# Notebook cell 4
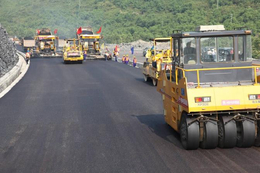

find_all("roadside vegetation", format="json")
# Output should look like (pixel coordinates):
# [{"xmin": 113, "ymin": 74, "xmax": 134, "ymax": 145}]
[{"xmin": 0, "ymin": 0, "xmax": 259, "ymax": 58}]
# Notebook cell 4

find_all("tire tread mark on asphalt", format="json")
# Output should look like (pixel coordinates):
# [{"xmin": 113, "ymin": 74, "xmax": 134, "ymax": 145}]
[
  {"xmin": 89, "ymin": 61, "xmax": 193, "ymax": 173},
  {"xmin": 1, "ymin": 125, "xmax": 27, "ymax": 160},
  {"xmin": 1, "ymin": 59, "xmax": 260, "ymax": 172}
]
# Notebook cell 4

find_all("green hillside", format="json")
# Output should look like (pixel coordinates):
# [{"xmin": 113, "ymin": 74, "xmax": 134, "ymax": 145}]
[{"xmin": 0, "ymin": 0, "xmax": 260, "ymax": 57}]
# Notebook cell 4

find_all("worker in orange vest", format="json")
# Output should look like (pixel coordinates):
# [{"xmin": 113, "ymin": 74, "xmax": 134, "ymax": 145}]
[
  {"xmin": 125, "ymin": 55, "xmax": 129, "ymax": 65},
  {"xmin": 122, "ymin": 55, "xmax": 125, "ymax": 64},
  {"xmin": 25, "ymin": 52, "xmax": 30, "ymax": 64},
  {"xmin": 84, "ymin": 50, "xmax": 87, "ymax": 61},
  {"xmin": 133, "ymin": 56, "xmax": 137, "ymax": 67}
]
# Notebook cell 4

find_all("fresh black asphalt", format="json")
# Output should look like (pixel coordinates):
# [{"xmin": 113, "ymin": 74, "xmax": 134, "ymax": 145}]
[{"xmin": 0, "ymin": 58, "xmax": 260, "ymax": 173}]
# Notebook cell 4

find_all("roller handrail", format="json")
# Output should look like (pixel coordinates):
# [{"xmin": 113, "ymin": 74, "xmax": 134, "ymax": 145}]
[{"xmin": 169, "ymin": 65, "xmax": 260, "ymax": 86}]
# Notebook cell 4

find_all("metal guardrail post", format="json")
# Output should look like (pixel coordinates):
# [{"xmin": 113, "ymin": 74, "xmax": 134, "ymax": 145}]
[
  {"xmin": 197, "ymin": 70, "xmax": 200, "ymax": 88},
  {"xmin": 254, "ymin": 67, "xmax": 258, "ymax": 84}
]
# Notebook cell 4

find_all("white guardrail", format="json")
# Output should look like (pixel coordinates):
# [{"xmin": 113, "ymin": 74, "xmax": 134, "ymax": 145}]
[{"xmin": 0, "ymin": 51, "xmax": 28, "ymax": 97}]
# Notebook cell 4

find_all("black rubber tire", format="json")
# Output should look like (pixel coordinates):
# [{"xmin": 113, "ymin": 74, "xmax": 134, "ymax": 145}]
[
  {"xmin": 152, "ymin": 79, "xmax": 157, "ymax": 86},
  {"xmin": 64, "ymin": 61, "xmax": 67, "ymax": 64},
  {"xmin": 236, "ymin": 119, "xmax": 255, "ymax": 148},
  {"xmin": 218, "ymin": 116, "xmax": 237, "ymax": 148},
  {"xmin": 200, "ymin": 120, "xmax": 218, "ymax": 149},
  {"xmin": 255, "ymin": 121, "xmax": 260, "ymax": 147},
  {"xmin": 180, "ymin": 113, "xmax": 200, "ymax": 150},
  {"xmin": 144, "ymin": 75, "xmax": 150, "ymax": 82},
  {"xmin": 79, "ymin": 60, "xmax": 83, "ymax": 64}
]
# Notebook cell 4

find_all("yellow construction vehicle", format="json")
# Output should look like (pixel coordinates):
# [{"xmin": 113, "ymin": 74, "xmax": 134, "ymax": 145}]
[
  {"xmin": 34, "ymin": 28, "xmax": 59, "ymax": 57},
  {"xmin": 77, "ymin": 27, "xmax": 102, "ymax": 59},
  {"xmin": 143, "ymin": 38, "xmax": 172, "ymax": 86},
  {"xmin": 21, "ymin": 37, "xmax": 35, "ymax": 52},
  {"xmin": 157, "ymin": 25, "xmax": 260, "ymax": 150},
  {"xmin": 80, "ymin": 34, "xmax": 101, "ymax": 53},
  {"xmin": 253, "ymin": 61, "xmax": 260, "ymax": 81},
  {"xmin": 63, "ymin": 39, "xmax": 83, "ymax": 64}
]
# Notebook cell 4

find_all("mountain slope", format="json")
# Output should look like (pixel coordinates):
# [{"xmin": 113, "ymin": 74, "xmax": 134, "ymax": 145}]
[{"xmin": 0, "ymin": 0, "xmax": 259, "ymax": 57}]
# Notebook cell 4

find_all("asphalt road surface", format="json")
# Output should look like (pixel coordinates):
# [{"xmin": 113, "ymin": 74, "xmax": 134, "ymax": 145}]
[{"xmin": 1, "ymin": 57, "xmax": 260, "ymax": 173}]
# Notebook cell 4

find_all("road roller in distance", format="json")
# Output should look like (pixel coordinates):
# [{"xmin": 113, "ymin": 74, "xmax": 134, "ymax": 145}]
[
  {"xmin": 157, "ymin": 25, "xmax": 260, "ymax": 150},
  {"xmin": 63, "ymin": 39, "xmax": 83, "ymax": 64},
  {"xmin": 143, "ymin": 37, "xmax": 172, "ymax": 86},
  {"xmin": 77, "ymin": 27, "xmax": 103, "ymax": 59},
  {"xmin": 34, "ymin": 28, "xmax": 60, "ymax": 57}
]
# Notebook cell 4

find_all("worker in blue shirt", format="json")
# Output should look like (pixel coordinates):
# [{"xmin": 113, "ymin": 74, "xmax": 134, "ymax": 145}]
[{"xmin": 131, "ymin": 46, "xmax": 134, "ymax": 55}]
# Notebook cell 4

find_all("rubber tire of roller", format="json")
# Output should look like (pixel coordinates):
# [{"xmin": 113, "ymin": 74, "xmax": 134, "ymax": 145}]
[
  {"xmin": 218, "ymin": 116, "xmax": 237, "ymax": 148},
  {"xmin": 255, "ymin": 121, "xmax": 260, "ymax": 147},
  {"xmin": 200, "ymin": 120, "xmax": 218, "ymax": 149},
  {"xmin": 152, "ymin": 79, "xmax": 157, "ymax": 86},
  {"xmin": 180, "ymin": 114, "xmax": 200, "ymax": 150},
  {"xmin": 144, "ymin": 75, "xmax": 149, "ymax": 82},
  {"xmin": 236, "ymin": 119, "xmax": 255, "ymax": 148}
]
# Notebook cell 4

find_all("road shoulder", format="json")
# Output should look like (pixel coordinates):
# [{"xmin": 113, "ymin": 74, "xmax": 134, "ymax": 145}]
[{"xmin": 0, "ymin": 52, "xmax": 29, "ymax": 98}]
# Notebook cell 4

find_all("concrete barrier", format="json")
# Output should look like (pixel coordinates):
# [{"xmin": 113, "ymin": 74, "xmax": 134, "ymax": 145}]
[{"xmin": 0, "ymin": 51, "xmax": 29, "ymax": 98}]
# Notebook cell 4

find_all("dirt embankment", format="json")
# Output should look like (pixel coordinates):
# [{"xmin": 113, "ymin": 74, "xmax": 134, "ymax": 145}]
[
  {"xmin": 106, "ymin": 39, "xmax": 170, "ymax": 52},
  {"xmin": 106, "ymin": 40, "xmax": 153, "ymax": 51}
]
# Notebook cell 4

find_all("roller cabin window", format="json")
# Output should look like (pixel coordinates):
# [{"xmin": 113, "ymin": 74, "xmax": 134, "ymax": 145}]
[
  {"xmin": 238, "ymin": 35, "xmax": 252, "ymax": 61},
  {"xmin": 181, "ymin": 38, "xmax": 197, "ymax": 64},
  {"xmin": 200, "ymin": 36, "xmax": 234, "ymax": 63}
]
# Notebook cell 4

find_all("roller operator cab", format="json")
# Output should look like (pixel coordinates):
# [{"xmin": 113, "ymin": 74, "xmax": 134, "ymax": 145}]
[
  {"xmin": 63, "ymin": 39, "xmax": 83, "ymax": 64},
  {"xmin": 143, "ymin": 38, "xmax": 173, "ymax": 86},
  {"xmin": 157, "ymin": 25, "xmax": 260, "ymax": 150}
]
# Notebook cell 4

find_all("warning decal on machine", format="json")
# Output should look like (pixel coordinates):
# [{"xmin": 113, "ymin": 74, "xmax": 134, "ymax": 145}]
[{"xmin": 221, "ymin": 100, "xmax": 240, "ymax": 106}]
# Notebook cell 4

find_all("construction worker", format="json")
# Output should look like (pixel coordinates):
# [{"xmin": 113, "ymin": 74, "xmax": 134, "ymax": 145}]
[
  {"xmin": 146, "ymin": 49, "xmax": 152, "ymax": 62},
  {"xmin": 25, "ymin": 51, "xmax": 30, "ymax": 64},
  {"xmin": 152, "ymin": 55, "xmax": 157, "ymax": 68},
  {"xmin": 105, "ymin": 46, "xmax": 110, "ymax": 61},
  {"xmin": 131, "ymin": 46, "xmax": 134, "ymax": 55},
  {"xmin": 157, "ymin": 58, "xmax": 162, "ymax": 72},
  {"xmin": 115, "ymin": 53, "xmax": 118, "ymax": 62},
  {"xmin": 114, "ymin": 45, "xmax": 119, "ymax": 60},
  {"xmin": 133, "ymin": 56, "xmax": 137, "ymax": 67},
  {"xmin": 84, "ymin": 50, "xmax": 87, "ymax": 61},
  {"xmin": 122, "ymin": 55, "xmax": 125, "ymax": 64},
  {"xmin": 114, "ymin": 50, "xmax": 118, "ymax": 62},
  {"xmin": 125, "ymin": 55, "xmax": 129, "ymax": 65},
  {"xmin": 30, "ymin": 48, "xmax": 33, "ymax": 56}
]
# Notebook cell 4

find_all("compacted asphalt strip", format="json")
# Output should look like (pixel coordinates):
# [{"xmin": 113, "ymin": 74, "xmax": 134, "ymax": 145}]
[{"xmin": 0, "ymin": 58, "xmax": 260, "ymax": 173}]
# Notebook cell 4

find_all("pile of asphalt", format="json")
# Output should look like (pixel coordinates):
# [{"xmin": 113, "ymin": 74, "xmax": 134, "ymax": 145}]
[{"xmin": 0, "ymin": 24, "xmax": 18, "ymax": 77}]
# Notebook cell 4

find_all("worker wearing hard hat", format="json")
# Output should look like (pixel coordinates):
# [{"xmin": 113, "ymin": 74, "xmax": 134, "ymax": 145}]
[
  {"xmin": 114, "ymin": 45, "xmax": 119, "ymax": 61},
  {"xmin": 125, "ymin": 55, "xmax": 129, "ymax": 65},
  {"xmin": 25, "ymin": 51, "xmax": 30, "ymax": 64},
  {"xmin": 133, "ymin": 56, "xmax": 137, "ymax": 67},
  {"xmin": 122, "ymin": 55, "xmax": 125, "ymax": 64},
  {"xmin": 84, "ymin": 50, "xmax": 87, "ymax": 61}
]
